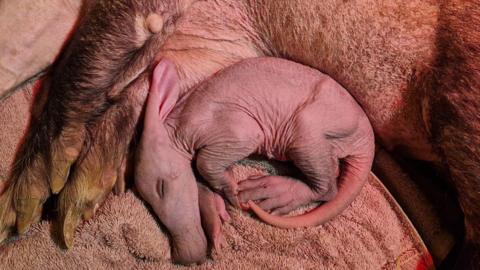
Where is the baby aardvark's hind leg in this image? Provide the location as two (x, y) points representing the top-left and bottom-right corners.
(237, 137), (339, 218)
(238, 175), (319, 216)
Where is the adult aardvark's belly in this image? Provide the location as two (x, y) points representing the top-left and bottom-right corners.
(355, 85), (437, 162)
(249, 0), (440, 162)
(312, 58), (437, 162)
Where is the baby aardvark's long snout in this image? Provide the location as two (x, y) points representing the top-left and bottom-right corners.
(135, 60), (207, 265)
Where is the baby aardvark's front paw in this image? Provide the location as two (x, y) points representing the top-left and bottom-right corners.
(198, 183), (230, 253)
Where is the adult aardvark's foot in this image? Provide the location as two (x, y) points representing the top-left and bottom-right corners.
(0, 70), (150, 248)
(0, 0), (193, 246)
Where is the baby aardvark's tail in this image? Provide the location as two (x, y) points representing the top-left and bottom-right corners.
(248, 151), (374, 228)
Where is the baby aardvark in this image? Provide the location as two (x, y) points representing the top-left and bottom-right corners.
(134, 57), (375, 264)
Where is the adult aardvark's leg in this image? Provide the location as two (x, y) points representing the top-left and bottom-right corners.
(0, 0), (190, 247)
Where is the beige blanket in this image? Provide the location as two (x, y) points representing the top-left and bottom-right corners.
(0, 82), (432, 269)
(0, 0), (82, 100)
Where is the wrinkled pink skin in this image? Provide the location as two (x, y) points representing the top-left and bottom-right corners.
(135, 57), (375, 264)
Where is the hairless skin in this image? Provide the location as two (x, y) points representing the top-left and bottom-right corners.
(1, 0), (479, 268)
(135, 57), (374, 263)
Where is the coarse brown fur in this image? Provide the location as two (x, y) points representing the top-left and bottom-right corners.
(0, 0), (479, 267)
(427, 1), (480, 267)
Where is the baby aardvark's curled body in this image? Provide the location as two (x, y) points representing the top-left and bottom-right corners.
(135, 57), (375, 264)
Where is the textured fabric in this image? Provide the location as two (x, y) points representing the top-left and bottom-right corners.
(0, 0), (81, 99)
(0, 82), (432, 269)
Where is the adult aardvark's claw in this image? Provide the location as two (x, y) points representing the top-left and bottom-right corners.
(16, 198), (42, 234)
(54, 73), (149, 248)
(50, 130), (84, 194)
(0, 186), (16, 243)
(0, 71), (148, 248)
(57, 161), (118, 249)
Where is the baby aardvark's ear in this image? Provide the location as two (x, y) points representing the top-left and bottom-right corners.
(144, 59), (180, 132)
